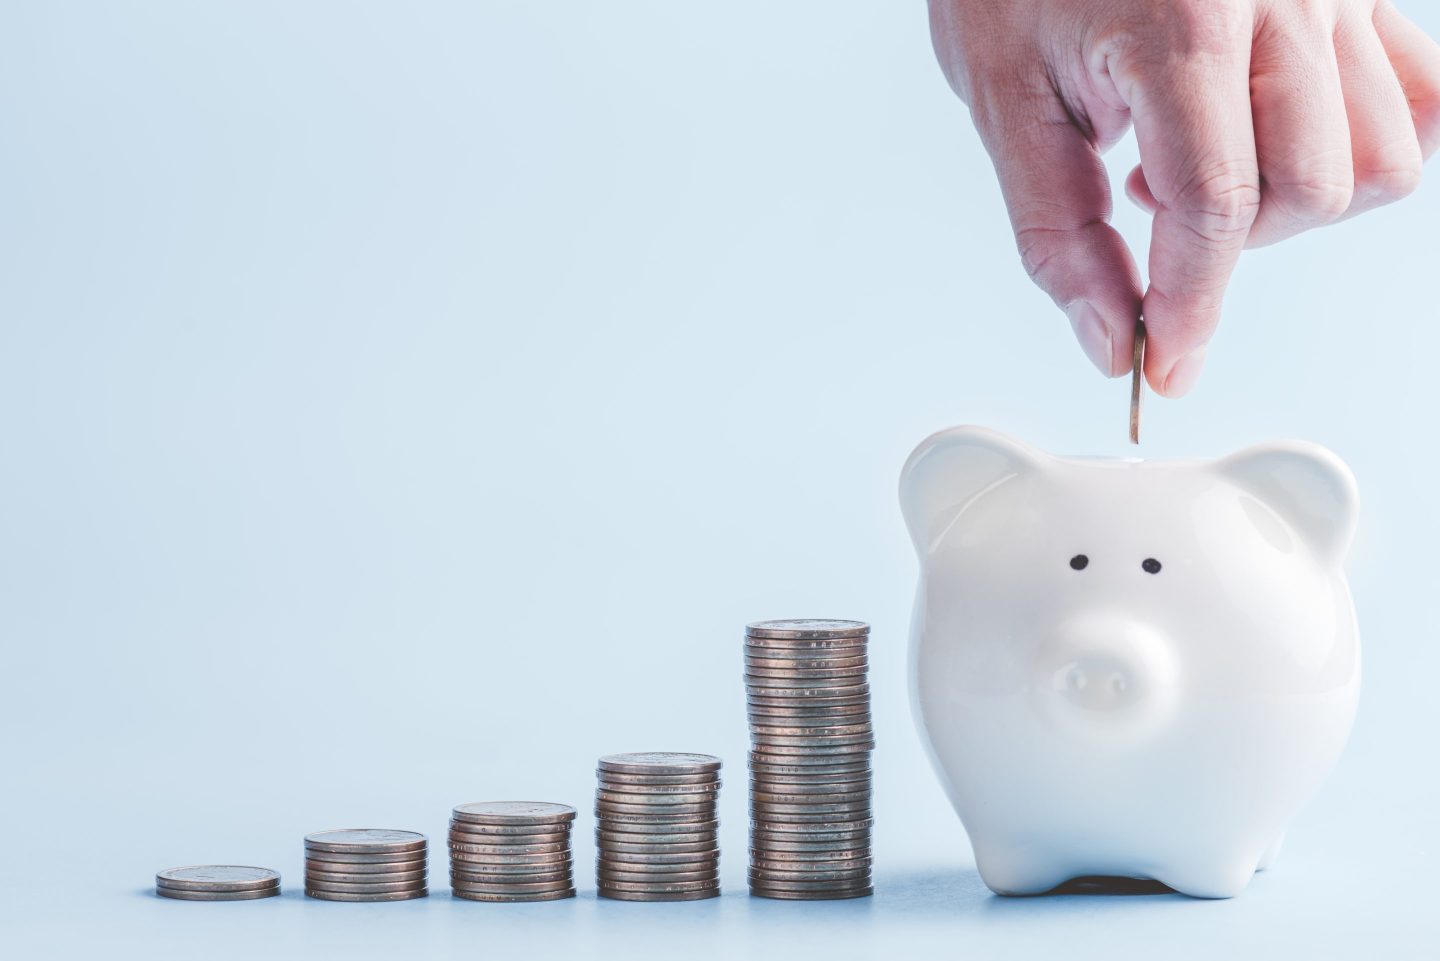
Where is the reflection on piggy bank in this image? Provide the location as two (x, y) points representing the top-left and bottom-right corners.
(899, 426), (1360, 899)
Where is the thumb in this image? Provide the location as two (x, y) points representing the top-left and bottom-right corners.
(978, 96), (1141, 376)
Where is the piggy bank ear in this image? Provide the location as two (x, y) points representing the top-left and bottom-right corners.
(899, 426), (1043, 553)
(1217, 441), (1359, 563)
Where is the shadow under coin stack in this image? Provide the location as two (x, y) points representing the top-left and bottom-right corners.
(746, 619), (874, 899)
(304, 829), (429, 901)
(448, 802), (577, 902)
(594, 752), (723, 901)
(155, 865), (280, 901)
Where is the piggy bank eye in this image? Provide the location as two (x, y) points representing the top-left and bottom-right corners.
(1069, 554), (1089, 571)
(1142, 558), (1162, 574)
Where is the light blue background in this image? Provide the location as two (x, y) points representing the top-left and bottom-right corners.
(1, 2), (1436, 958)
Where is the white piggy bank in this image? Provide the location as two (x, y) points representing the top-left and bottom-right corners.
(899, 426), (1360, 899)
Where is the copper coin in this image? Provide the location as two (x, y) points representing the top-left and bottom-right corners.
(447, 858), (574, 875)
(593, 817), (719, 834)
(155, 866), (280, 893)
(597, 887), (719, 902)
(303, 849), (430, 864)
(446, 840), (568, 856)
(449, 849), (572, 866)
(1130, 316), (1146, 445)
(444, 821), (575, 837)
(305, 868), (426, 885)
(305, 888), (428, 902)
(745, 619), (869, 639)
(450, 869), (572, 886)
(598, 868), (718, 884)
(594, 770), (721, 787)
(306, 857), (426, 875)
(595, 877), (720, 894)
(452, 888), (575, 902)
(304, 829), (427, 854)
(448, 877), (575, 894)
(595, 780), (721, 796)
(748, 884), (871, 900)
(751, 816), (875, 832)
(451, 802), (577, 826)
(597, 753), (723, 776)
(595, 839), (718, 855)
(157, 887), (280, 901)
(598, 848), (720, 865)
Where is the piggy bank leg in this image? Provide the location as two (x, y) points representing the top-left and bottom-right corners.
(1255, 834), (1284, 872)
(1156, 852), (1261, 899)
(973, 841), (1073, 896)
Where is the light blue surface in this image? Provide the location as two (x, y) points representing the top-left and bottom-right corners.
(1, 2), (1436, 958)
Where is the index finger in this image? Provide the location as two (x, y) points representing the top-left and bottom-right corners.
(1110, 15), (1260, 396)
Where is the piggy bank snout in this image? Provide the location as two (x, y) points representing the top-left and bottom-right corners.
(1034, 615), (1180, 740)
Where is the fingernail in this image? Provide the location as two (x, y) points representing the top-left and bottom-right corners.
(1162, 345), (1208, 397)
(1066, 301), (1116, 376)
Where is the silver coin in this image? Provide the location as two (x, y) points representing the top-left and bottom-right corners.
(743, 642), (867, 659)
(304, 829), (427, 854)
(155, 866), (280, 892)
(594, 804), (717, 821)
(749, 742), (874, 758)
(448, 823), (570, 842)
(751, 797), (872, 814)
(305, 888), (428, 902)
(597, 887), (719, 902)
(597, 753), (722, 776)
(753, 819), (875, 834)
(305, 868), (426, 885)
(749, 732), (876, 748)
(744, 653), (869, 670)
(747, 704), (872, 719)
(306, 857), (426, 875)
(448, 877), (574, 894)
(452, 887), (575, 902)
(744, 673), (868, 690)
(751, 790), (873, 807)
(746, 875), (875, 892)
(748, 884), (872, 900)
(751, 813), (872, 828)
(750, 833), (872, 849)
(749, 756), (871, 775)
(594, 770), (721, 787)
(444, 821), (575, 837)
(447, 833), (569, 850)
(595, 877), (721, 894)
(446, 840), (569, 856)
(447, 858), (574, 875)
(596, 840), (718, 857)
(744, 665), (869, 681)
(595, 780), (721, 796)
(157, 887), (279, 901)
(749, 720), (873, 737)
(747, 690), (871, 706)
(598, 867), (718, 884)
(449, 849), (572, 866)
(745, 619), (870, 639)
(595, 800), (716, 818)
(303, 848), (430, 864)
(593, 816), (719, 834)
(749, 847), (873, 862)
(598, 847), (720, 865)
(750, 779), (870, 796)
(451, 802), (577, 826)
(751, 769), (872, 784)
(451, 869), (572, 886)
(304, 878), (429, 894)
(595, 789), (718, 807)
(750, 865), (871, 882)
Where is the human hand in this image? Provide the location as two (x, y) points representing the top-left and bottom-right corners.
(929, 0), (1440, 395)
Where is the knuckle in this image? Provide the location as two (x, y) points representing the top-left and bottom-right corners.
(1014, 225), (1065, 283)
(1266, 170), (1354, 225)
(1103, 0), (1250, 62)
(1175, 163), (1261, 237)
(1356, 153), (1423, 204)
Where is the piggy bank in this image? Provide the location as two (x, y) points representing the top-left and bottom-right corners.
(899, 426), (1360, 899)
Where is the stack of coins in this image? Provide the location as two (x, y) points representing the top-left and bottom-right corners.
(448, 802), (576, 902)
(304, 829), (429, 901)
(155, 865), (280, 901)
(594, 752), (723, 902)
(746, 619), (874, 900)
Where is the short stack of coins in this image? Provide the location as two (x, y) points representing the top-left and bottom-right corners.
(594, 752), (723, 902)
(746, 619), (874, 899)
(304, 829), (429, 901)
(155, 865), (280, 901)
(448, 802), (576, 902)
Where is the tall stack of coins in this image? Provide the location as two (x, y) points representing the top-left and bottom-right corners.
(594, 752), (723, 902)
(304, 829), (429, 901)
(155, 865), (280, 901)
(746, 619), (874, 900)
(448, 802), (576, 902)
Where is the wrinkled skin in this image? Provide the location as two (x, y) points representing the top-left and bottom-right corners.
(929, 0), (1440, 395)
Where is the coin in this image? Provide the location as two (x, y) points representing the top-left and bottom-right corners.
(157, 887), (280, 901)
(595, 780), (721, 796)
(748, 884), (872, 900)
(305, 888), (428, 902)
(744, 653), (869, 670)
(304, 829), (427, 854)
(443, 821), (574, 837)
(452, 888), (575, 902)
(448, 877), (575, 894)
(1130, 315), (1146, 445)
(452, 802), (577, 826)
(597, 753), (722, 776)
(750, 864), (871, 881)
(451, 869), (573, 886)
(448, 824), (570, 842)
(749, 720), (873, 736)
(304, 877), (429, 894)
(592, 809), (717, 826)
(446, 840), (568, 856)
(744, 674), (868, 690)
(599, 867), (719, 884)
(305, 857), (426, 875)
(750, 779), (870, 795)
(749, 755), (870, 774)
(745, 619), (869, 639)
(593, 835), (717, 852)
(298, 852), (420, 870)
(597, 816), (719, 833)
(747, 875), (874, 892)
(594, 770), (721, 787)
(744, 665), (869, 681)
(750, 817), (874, 833)
(447, 858), (573, 875)
(449, 849), (571, 865)
(155, 866), (280, 892)
(595, 789), (718, 807)
(595, 877), (720, 894)
(595, 800), (716, 817)
(597, 888), (720, 902)
(596, 842), (718, 859)
(749, 835), (872, 851)
(751, 791), (873, 807)
(743, 642), (867, 659)
(305, 868), (427, 885)
(747, 691), (870, 706)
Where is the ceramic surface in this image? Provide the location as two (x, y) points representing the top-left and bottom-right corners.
(899, 426), (1361, 898)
